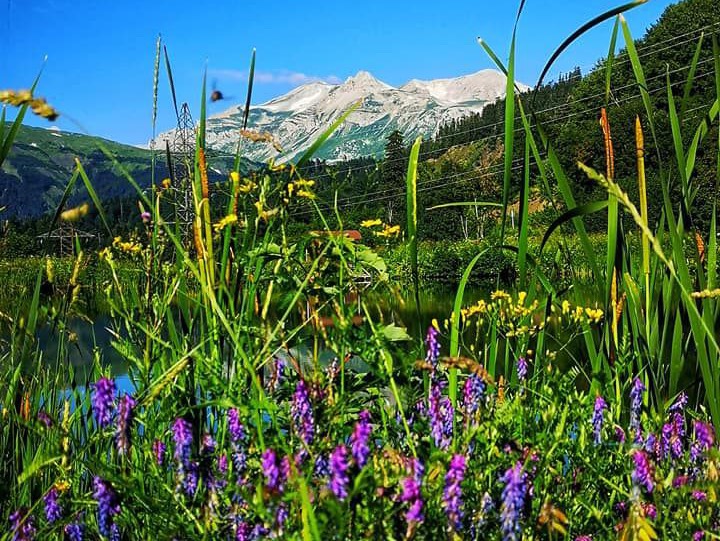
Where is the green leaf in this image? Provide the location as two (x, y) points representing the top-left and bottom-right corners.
(382, 324), (411, 342)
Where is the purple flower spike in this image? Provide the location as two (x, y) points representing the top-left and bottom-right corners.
(92, 477), (121, 538)
(329, 444), (350, 500)
(425, 326), (440, 368)
(64, 523), (85, 541)
(629, 377), (645, 438)
(631, 450), (654, 494)
(43, 486), (62, 523)
(462, 374), (486, 418)
(517, 357), (528, 382)
(152, 440), (166, 466)
(500, 461), (527, 541)
(400, 458), (425, 529)
(115, 395), (136, 455)
(262, 448), (284, 493)
(92, 377), (116, 428)
(350, 410), (372, 468)
(691, 420), (715, 461)
(668, 392), (688, 413)
(37, 410), (53, 428)
(9, 508), (36, 541)
(227, 408), (245, 444)
(172, 418), (193, 466)
(443, 454), (466, 532)
(592, 395), (607, 446)
(291, 380), (315, 449)
(428, 380), (453, 450)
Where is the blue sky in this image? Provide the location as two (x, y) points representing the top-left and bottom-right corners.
(3, 0), (676, 146)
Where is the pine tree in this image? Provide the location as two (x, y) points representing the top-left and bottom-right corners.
(381, 130), (406, 224)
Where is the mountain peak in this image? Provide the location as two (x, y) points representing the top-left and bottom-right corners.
(343, 71), (392, 89)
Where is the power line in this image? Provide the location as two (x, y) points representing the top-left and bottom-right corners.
(289, 73), (717, 218)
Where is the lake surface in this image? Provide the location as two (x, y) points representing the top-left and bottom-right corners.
(0, 285), (489, 395)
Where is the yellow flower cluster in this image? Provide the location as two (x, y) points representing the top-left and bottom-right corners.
(376, 224), (401, 238)
(0, 89), (59, 120)
(287, 178), (316, 200)
(213, 213), (238, 233)
(60, 203), (89, 222)
(359, 219), (401, 238)
(230, 172), (257, 194)
(556, 299), (604, 325)
(112, 236), (142, 255)
(461, 290), (604, 339)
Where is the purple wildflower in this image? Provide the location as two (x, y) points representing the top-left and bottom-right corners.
(462, 374), (486, 418)
(692, 491), (707, 501)
(693, 531), (705, 541)
(400, 458), (424, 529)
(267, 357), (286, 392)
(37, 410), (53, 428)
(9, 508), (36, 541)
(642, 502), (657, 520)
(428, 380), (453, 450)
(575, 537), (593, 541)
(262, 448), (282, 492)
(425, 326), (440, 368)
(470, 491), (494, 536)
(349, 410), (372, 468)
(443, 454), (466, 532)
(668, 392), (688, 413)
(172, 418), (195, 495)
(227, 408), (244, 444)
(43, 487), (62, 523)
(152, 440), (166, 466)
(660, 413), (685, 460)
(615, 426), (626, 443)
(314, 455), (330, 478)
(92, 377), (116, 428)
(291, 380), (315, 448)
(64, 523), (84, 541)
(672, 475), (689, 488)
(141, 211), (152, 224)
(500, 461), (527, 541)
(275, 504), (289, 535)
(517, 357), (528, 382)
(115, 394), (136, 455)
(172, 418), (193, 466)
(690, 420), (715, 461)
(631, 450), (654, 493)
(92, 477), (121, 538)
(629, 377), (645, 438)
(218, 454), (228, 475)
(592, 395), (607, 445)
(328, 444), (350, 500)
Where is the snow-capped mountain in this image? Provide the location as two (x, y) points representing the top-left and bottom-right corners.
(157, 69), (528, 163)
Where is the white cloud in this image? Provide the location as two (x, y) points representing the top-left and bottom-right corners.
(210, 68), (341, 86)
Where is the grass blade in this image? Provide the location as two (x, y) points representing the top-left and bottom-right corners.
(296, 100), (361, 169)
(164, 45), (180, 121)
(535, 1), (646, 91)
(406, 136), (422, 322)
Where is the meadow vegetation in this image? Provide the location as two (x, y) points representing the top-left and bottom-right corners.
(1, 1), (720, 539)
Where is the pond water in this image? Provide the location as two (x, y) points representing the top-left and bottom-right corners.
(1, 285), (489, 395)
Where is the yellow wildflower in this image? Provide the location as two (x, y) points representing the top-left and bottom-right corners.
(60, 203), (89, 222)
(375, 224), (400, 238)
(214, 214), (238, 233)
(360, 219), (383, 228)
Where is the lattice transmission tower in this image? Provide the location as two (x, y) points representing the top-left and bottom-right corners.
(170, 102), (196, 241)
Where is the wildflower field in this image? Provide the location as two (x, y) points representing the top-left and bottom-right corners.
(2, 2), (720, 540)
